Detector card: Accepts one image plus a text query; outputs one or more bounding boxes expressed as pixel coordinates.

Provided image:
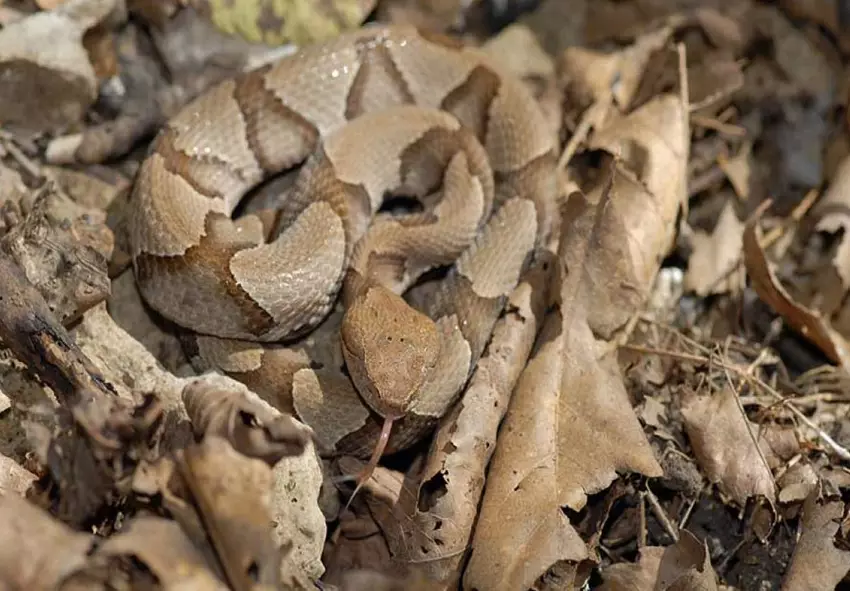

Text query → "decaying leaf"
[599,530,718,591]
[559,25,673,111]
[683,201,746,296]
[1,183,112,326]
[717,140,753,200]
[743,218,850,368]
[464,308,662,590]
[681,386,776,506]
[0,0,117,131]
[563,94,687,339]
[782,491,850,588]
[190,0,378,46]
[271,435,327,583]
[183,374,314,465]
[0,494,93,588]
[777,462,818,505]
[178,435,286,589]
[68,516,229,590]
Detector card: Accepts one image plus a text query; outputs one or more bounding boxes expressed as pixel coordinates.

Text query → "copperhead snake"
[128,24,557,487]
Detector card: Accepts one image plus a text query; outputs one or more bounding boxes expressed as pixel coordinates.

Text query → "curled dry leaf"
[190,0,377,46]
[179,374,325,584]
[563,94,687,339]
[178,435,287,589]
[782,491,850,589]
[599,530,718,591]
[375,256,553,585]
[743,218,850,368]
[70,516,229,590]
[183,374,314,466]
[683,201,746,297]
[0,494,93,588]
[0,0,116,131]
[681,386,776,507]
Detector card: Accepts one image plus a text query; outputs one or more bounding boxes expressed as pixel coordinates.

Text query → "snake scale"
[128,24,558,482]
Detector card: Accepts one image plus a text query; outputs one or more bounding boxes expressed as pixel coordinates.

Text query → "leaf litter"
[5,0,850,589]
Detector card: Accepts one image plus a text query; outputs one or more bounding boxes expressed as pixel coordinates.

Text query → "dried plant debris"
[183,374,313,465]
[744,217,850,369]
[1,182,112,326]
[0,0,119,132]
[683,201,745,297]
[681,385,776,507]
[0,494,93,589]
[599,530,718,591]
[781,492,850,589]
[7,1,850,589]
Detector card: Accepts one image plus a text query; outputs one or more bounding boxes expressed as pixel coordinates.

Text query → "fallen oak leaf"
[177,435,287,590]
[680,385,776,507]
[599,530,718,591]
[565,94,687,339]
[782,491,850,589]
[683,200,746,297]
[743,216,850,368]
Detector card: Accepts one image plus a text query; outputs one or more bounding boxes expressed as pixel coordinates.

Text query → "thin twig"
[621,343,850,461]
[645,485,679,542]
[558,94,611,171]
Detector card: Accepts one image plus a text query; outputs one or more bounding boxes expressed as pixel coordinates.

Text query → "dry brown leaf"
[599,530,718,591]
[464,304,662,589]
[559,25,673,110]
[0,0,116,132]
[681,386,776,506]
[0,495,93,588]
[782,492,850,589]
[777,463,818,505]
[271,436,327,583]
[743,219,850,368]
[564,94,687,339]
[183,375,313,466]
[717,140,753,200]
[84,516,229,590]
[0,452,36,496]
[683,201,745,296]
[816,153,850,274]
[177,375,325,586]
[178,436,284,588]
[462,310,590,591]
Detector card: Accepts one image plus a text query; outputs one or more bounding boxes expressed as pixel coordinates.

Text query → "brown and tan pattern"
[129,24,557,486]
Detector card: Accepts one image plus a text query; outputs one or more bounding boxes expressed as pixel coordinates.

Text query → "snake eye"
[340,283,440,419]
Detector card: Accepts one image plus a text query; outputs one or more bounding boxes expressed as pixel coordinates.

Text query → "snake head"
[340,283,440,419]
